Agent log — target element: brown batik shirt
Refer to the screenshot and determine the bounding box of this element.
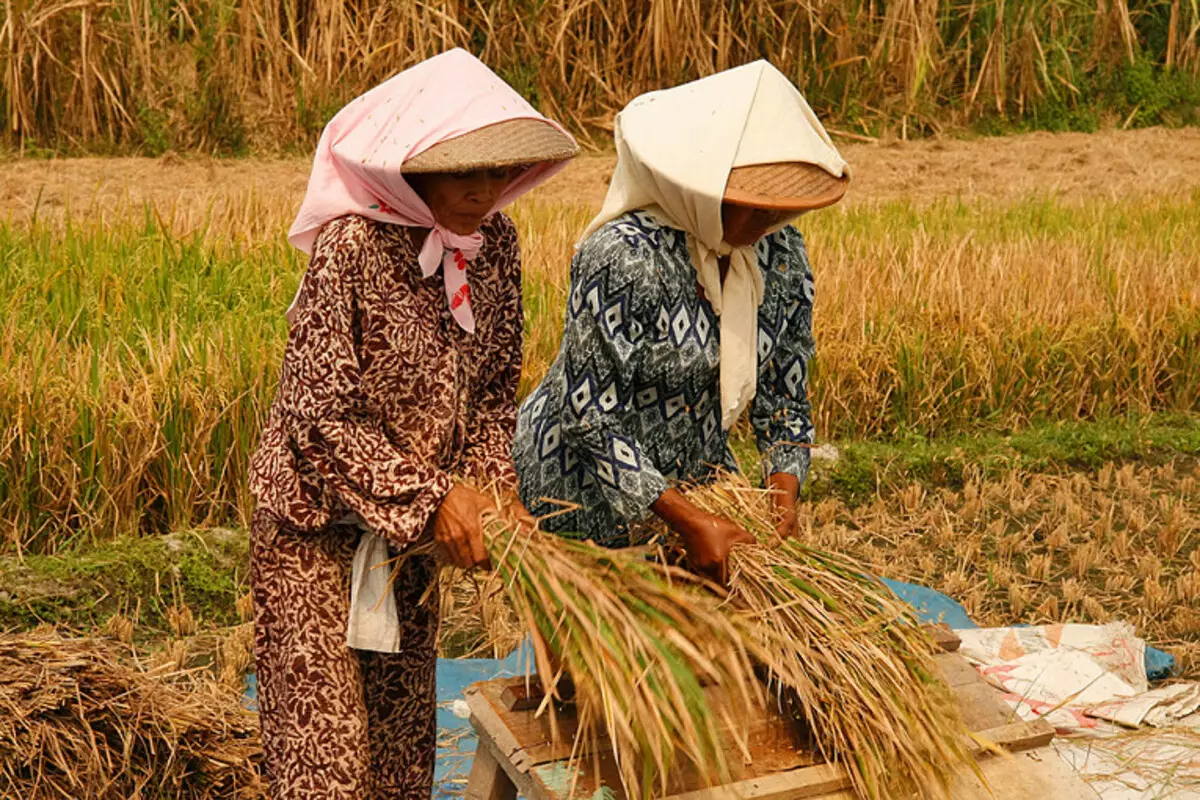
[249,212,523,547]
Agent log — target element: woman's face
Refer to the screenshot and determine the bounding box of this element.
[721,203,796,247]
[407,168,515,235]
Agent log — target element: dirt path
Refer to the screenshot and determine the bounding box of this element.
[3,127,1199,225]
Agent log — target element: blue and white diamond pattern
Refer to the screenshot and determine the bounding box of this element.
[597,382,619,413]
[603,299,624,335]
[783,358,807,396]
[757,329,774,361]
[595,458,617,486]
[512,215,818,548]
[540,422,561,458]
[569,377,593,414]
[529,392,547,419]
[611,437,640,469]
[585,285,601,316]
[664,393,686,419]
[694,310,711,345]
[671,306,691,346]
[635,386,659,408]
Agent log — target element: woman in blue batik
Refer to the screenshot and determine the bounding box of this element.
[512,61,850,582]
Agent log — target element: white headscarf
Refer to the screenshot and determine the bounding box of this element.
[581,61,849,429]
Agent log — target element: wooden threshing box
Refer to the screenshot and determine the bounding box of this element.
[461,626,1093,800]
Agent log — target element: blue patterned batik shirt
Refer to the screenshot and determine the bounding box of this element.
[512,211,816,546]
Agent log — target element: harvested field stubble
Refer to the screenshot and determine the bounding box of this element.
[3,190,1197,555]
[800,459,1200,678]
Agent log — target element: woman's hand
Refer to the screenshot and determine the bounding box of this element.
[503,497,538,531]
[767,472,800,540]
[652,488,755,585]
[433,485,497,570]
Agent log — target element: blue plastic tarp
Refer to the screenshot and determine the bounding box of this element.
[243,578,1176,795]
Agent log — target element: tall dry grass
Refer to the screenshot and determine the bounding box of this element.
[2,191,1198,555]
[2,0,1198,153]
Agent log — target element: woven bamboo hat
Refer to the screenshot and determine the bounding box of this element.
[723,161,849,212]
[402,118,579,174]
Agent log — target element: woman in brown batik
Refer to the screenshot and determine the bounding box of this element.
[247,49,577,799]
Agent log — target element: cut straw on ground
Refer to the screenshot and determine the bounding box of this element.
[0,631,262,800]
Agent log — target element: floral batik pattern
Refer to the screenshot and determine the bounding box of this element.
[248,212,523,799]
[513,211,816,547]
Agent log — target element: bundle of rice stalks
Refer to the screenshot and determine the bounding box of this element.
[484,517,766,799]
[0,631,262,800]
[682,474,982,800]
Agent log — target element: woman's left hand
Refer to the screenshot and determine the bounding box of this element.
[767,472,800,540]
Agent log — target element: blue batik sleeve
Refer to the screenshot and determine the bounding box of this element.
[751,232,816,485]
[558,233,670,522]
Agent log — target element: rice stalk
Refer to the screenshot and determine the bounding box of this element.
[679,474,981,800]
[483,513,765,799]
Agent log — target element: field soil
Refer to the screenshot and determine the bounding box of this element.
[4,127,1200,225]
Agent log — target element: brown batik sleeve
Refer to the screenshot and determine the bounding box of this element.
[276,219,454,548]
[461,228,522,492]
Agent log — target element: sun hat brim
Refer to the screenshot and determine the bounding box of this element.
[723,161,849,211]
[401,118,579,174]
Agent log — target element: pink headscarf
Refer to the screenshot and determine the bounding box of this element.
[288,48,574,332]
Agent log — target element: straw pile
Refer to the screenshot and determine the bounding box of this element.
[0,630,262,800]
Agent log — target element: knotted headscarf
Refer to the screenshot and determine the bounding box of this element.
[288,48,574,332]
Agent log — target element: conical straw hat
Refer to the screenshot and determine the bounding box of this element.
[723,161,849,211]
[402,118,579,174]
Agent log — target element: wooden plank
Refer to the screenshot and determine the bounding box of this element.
[473,679,590,767]
[936,651,1019,733]
[953,681,1017,731]
[945,745,1094,800]
[500,676,544,712]
[479,678,814,773]
[662,764,852,800]
[464,742,519,800]
[924,622,962,652]
[466,683,539,774]
[933,651,982,687]
[472,725,549,800]
[972,719,1055,754]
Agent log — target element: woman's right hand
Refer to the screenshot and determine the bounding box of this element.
[652,488,756,585]
[433,485,496,571]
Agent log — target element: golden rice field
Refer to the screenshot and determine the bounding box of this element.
[3,131,1199,557]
